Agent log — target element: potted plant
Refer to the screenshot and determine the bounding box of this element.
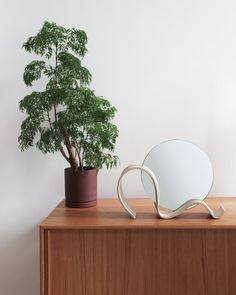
[18,21,119,208]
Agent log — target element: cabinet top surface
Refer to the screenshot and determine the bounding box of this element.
[40,197,236,230]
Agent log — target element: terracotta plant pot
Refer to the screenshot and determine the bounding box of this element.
[65,167,97,208]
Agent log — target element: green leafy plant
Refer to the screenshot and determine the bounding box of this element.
[19,21,119,172]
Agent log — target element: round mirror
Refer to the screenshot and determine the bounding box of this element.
[141,140,213,211]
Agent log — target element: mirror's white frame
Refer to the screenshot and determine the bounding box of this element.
[117,164,225,219]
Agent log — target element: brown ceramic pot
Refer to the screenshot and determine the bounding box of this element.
[65,167,97,208]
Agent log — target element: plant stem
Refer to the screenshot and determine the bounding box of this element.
[47,111,70,164]
[75,143,83,171]
[60,147,70,163]
[62,129,78,171]
[53,44,78,170]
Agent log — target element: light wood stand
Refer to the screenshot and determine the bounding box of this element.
[40,197,236,295]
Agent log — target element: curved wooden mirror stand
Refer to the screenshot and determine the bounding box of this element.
[117,164,225,219]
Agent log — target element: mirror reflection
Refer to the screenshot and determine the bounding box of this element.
[141,140,213,211]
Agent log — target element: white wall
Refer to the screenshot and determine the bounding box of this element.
[1,0,236,294]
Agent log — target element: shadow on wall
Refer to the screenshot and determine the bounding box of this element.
[0,227,40,295]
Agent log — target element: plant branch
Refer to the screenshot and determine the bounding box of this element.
[81,128,89,169]
[62,129,78,170]
[53,45,77,169]
[60,147,70,163]
[46,110,70,163]
[53,44,58,123]
[75,143,83,170]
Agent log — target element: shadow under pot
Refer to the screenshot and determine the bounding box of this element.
[65,167,97,208]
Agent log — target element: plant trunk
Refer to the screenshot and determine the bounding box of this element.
[62,129,78,171]
[70,158,78,171]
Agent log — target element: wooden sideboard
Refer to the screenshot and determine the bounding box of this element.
[40,197,236,295]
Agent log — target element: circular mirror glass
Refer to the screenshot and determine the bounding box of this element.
[141,140,213,210]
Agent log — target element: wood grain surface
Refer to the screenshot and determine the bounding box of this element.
[41,197,236,229]
[46,229,236,295]
[40,198,236,295]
